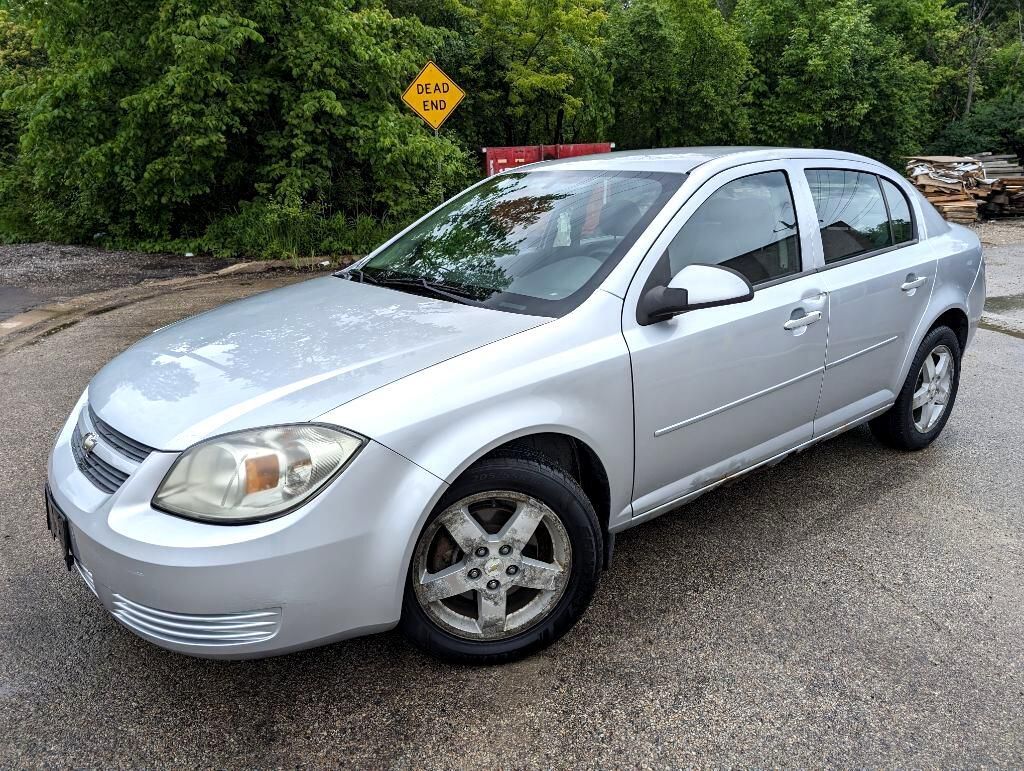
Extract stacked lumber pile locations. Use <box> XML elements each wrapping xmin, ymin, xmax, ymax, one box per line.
<box><xmin>982</xmin><ymin>176</ymin><xmax>1024</xmax><ymax>217</ymax></box>
<box><xmin>974</xmin><ymin>152</ymin><xmax>1024</xmax><ymax>177</ymax></box>
<box><xmin>906</xmin><ymin>155</ymin><xmax>987</xmax><ymax>223</ymax></box>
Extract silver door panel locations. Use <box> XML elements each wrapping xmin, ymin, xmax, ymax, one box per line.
<box><xmin>622</xmin><ymin>160</ymin><xmax>829</xmax><ymax>518</ymax></box>
<box><xmin>811</xmin><ymin>240</ymin><xmax>936</xmax><ymax>435</ymax></box>
<box><xmin>790</xmin><ymin>161</ymin><xmax>939</xmax><ymax>437</ymax></box>
<box><xmin>626</xmin><ymin>280</ymin><xmax>827</xmax><ymax>515</ymax></box>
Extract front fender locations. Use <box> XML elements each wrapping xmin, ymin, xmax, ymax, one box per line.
<box><xmin>319</xmin><ymin>291</ymin><xmax>636</xmax><ymax>530</ymax></box>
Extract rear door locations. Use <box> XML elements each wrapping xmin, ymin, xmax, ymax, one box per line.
<box><xmin>797</xmin><ymin>165</ymin><xmax>936</xmax><ymax>435</ymax></box>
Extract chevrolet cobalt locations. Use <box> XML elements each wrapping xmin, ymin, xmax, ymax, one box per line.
<box><xmin>46</xmin><ymin>148</ymin><xmax>985</xmax><ymax>663</ymax></box>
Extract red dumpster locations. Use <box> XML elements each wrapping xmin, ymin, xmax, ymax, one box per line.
<box><xmin>482</xmin><ymin>143</ymin><xmax>614</xmax><ymax>176</ymax></box>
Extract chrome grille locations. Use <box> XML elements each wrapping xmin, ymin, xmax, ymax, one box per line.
<box><xmin>111</xmin><ymin>594</ymin><xmax>282</xmax><ymax>647</ymax></box>
<box><xmin>70</xmin><ymin>404</ymin><xmax>154</xmax><ymax>495</ymax></box>
<box><xmin>71</xmin><ymin>423</ymin><xmax>129</xmax><ymax>494</ymax></box>
<box><xmin>87</xmin><ymin>405</ymin><xmax>154</xmax><ymax>463</ymax></box>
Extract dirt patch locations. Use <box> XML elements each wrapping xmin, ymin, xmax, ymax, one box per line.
<box><xmin>0</xmin><ymin>243</ymin><xmax>232</xmax><ymax>321</ymax></box>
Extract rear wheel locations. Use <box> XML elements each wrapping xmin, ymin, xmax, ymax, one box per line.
<box><xmin>870</xmin><ymin>326</ymin><xmax>961</xmax><ymax>450</ymax></box>
<box><xmin>400</xmin><ymin>455</ymin><xmax>602</xmax><ymax>664</ymax></box>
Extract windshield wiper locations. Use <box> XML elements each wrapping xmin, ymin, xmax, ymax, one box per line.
<box><xmin>374</xmin><ymin>275</ymin><xmax>487</xmax><ymax>306</ymax></box>
<box><xmin>337</xmin><ymin>267</ymin><xmax>488</xmax><ymax>306</ymax></box>
<box><xmin>336</xmin><ymin>266</ymin><xmax>379</xmax><ymax>285</ymax></box>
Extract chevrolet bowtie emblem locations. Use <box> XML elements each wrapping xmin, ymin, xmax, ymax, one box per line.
<box><xmin>81</xmin><ymin>432</ymin><xmax>98</xmax><ymax>455</ymax></box>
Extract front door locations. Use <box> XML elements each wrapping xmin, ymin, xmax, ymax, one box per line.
<box><xmin>623</xmin><ymin>163</ymin><xmax>828</xmax><ymax>519</ymax></box>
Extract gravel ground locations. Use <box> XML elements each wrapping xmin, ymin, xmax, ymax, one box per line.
<box><xmin>970</xmin><ymin>217</ymin><xmax>1024</xmax><ymax>247</ymax></box>
<box><xmin>0</xmin><ymin>243</ymin><xmax>230</xmax><ymax>321</ymax></box>
<box><xmin>1</xmin><ymin>271</ymin><xmax>1022</xmax><ymax>767</ymax></box>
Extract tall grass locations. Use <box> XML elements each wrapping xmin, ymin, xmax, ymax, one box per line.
<box><xmin>199</xmin><ymin>200</ymin><xmax>402</xmax><ymax>260</ymax></box>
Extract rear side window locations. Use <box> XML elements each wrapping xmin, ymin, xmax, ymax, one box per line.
<box><xmin>879</xmin><ymin>177</ymin><xmax>914</xmax><ymax>244</ymax></box>
<box><xmin>805</xmin><ymin>169</ymin><xmax>892</xmax><ymax>263</ymax></box>
<box><xmin>664</xmin><ymin>171</ymin><xmax>800</xmax><ymax>286</ymax></box>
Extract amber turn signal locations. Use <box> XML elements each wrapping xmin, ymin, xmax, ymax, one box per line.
<box><xmin>244</xmin><ymin>454</ymin><xmax>280</xmax><ymax>494</ymax></box>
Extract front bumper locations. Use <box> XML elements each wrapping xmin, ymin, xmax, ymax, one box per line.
<box><xmin>47</xmin><ymin>401</ymin><xmax>447</xmax><ymax>659</ymax></box>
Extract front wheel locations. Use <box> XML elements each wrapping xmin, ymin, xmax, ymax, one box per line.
<box><xmin>870</xmin><ymin>326</ymin><xmax>962</xmax><ymax>450</ymax></box>
<box><xmin>399</xmin><ymin>455</ymin><xmax>602</xmax><ymax>664</ymax></box>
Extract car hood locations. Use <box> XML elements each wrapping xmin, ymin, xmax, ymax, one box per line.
<box><xmin>87</xmin><ymin>276</ymin><xmax>547</xmax><ymax>450</ymax></box>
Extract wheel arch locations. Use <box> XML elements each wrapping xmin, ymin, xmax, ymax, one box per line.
<box><xmin>417</xmin><ymin>426</ymin><xmax>618</xmax><ymax>569</ymax></box>
<box><xmin>476</xmin><ymin>431</ymin><xmax>612</xmax><ymax>537</ymax></box>
<box><xmin>928</xmin><ymin>306</ymin><xmax>969</xmax><ymax>351</ymax></box>
<box><xmin>897</xmin><ymin>297</ymin><xmax>970</xmax><ymax>390</ymax></box>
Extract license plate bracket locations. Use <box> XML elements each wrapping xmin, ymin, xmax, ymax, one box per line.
<box><xmin>45</xmin><ymin>486</ymin><xmax>75</xmax><ymax>571</ymax></box>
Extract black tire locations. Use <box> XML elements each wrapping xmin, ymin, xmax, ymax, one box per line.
<box><xmin>399</xmin><ymin>454</ymin><xmax>602</xmax><ymax>664</ymax></box>
<box><xmin>869</xmin><ymin>325</ymin><xmax>962</xmax><ymax>450</ymax></box>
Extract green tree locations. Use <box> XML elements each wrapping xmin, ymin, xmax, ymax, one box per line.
<box><xmin>931</xmin><ymin>90</ymin><xmax>1024</xmax><ymax>157</ymax></box>
<box><xmin>396</xmin><ymin>0</ymin><xmax>613</xmax><ymax>148</ymax></box>
<box><xmin>869</xmin><ymin>0</ymin><xmax>965</xmax><ymax>129</ymax></box>
<box><xmin>608</xmin><ymin>0</ymin><xmax>750</xmax><ymax>149</ymax></box>
<box><xmin>962</xmin><ymin>0</ymin><xmax>1024</xmax><ymax>104</ymax></box>
<box><xmin>0</xmin><ymin>8</ymin><xmax>42</xmax><ymax>160</ymax></box>
<box><xmin>3</xmin><ymin>0</ymin><xmax>472</xmax><ymax>243</ymax></box>
<box><xmin>733</xmin><ymin>0</ymin><xmax>934</xmax><ymax>166</ymax></box>
<box><xmin>0</xmin><ymin>7</ymin><xmax>45</xmax><ymax>238</ymax></box>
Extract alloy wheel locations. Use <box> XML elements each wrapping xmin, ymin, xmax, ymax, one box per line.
<box><xmin>411</xmin><ymin>490</ymin><xmax>572</xmax><ymax>641</ymax></box>
<box><xmin>912</xmin><ymin>344</ymin><xmax>954</xmax><ymax>433</ymax></box>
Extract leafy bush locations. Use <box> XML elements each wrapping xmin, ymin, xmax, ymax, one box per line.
<box><xmin>2</xmin><ymin>0</ymin><xmax>1024</xmax><ymax>256</ymax></box>
<box><xmin>930</xmin><ymin>92</ymin><xmax>1024</xmax><ymax>160</ymax></box>
<box><xmin>734</xmin><ymin>0</ymin><xmax>934</xmax><ymax>167</ymax></box>
<box><xmin>0</xmin><ymin>8</ymin><xmax>45</xmax><ymax>241</ymax></box>
<box><xmin>399</xmin><ymin>0</ymin><xmax>613</xmax><ymax>149</ymax></box>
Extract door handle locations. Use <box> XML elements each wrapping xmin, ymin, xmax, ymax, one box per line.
<box><xmin>783</xmin><ymin>310</ymin><xmax>822</xmax><ymax>330</ymax></box>
<box><xmin>901</xmin><ymin>276</ymin><xmax>927</xmax><ymax>292</ymax></box>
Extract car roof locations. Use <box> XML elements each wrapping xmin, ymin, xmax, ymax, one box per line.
<box><xmin>521</xmin><ymin>146</ymin><xmax>887</xmax><ymax>175</ymax></box>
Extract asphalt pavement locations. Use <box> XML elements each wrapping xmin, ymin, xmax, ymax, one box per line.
<box><xmin>1</xmin><ymin>269</ymin><xmax>1023</xmax><ymax>767</ymax></box>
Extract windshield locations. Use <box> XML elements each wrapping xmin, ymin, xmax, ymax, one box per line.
<box><xmin>358</xmin><ymin>169</ymin><xmax>683</xmax><ymax>316</ymax></box>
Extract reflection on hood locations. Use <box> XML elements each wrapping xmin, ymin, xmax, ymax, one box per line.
<box><xmin>88</xmin><ymin>277</ymin><xmax>547</xmax><ymax>449</ymax></box>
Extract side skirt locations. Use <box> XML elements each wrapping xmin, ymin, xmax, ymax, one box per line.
<box><xmin>612</xmin><ymin>403</ymin><xmax>893</xmax><ymax>534</ymax></box>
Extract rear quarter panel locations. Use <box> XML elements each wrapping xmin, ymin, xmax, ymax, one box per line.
<box><xmin>896</xmin><ymin>224</ymin><xmax>984</xmax><ymax>387</ymax></box>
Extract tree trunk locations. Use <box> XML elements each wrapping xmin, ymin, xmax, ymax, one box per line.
<box><xmin>963</xmin><ymin>0</ymin><xmax>991</xmax><ymax>117</ymax></box>
<box><xmin>552</xmin><ymin>107</ymin><xmax>564</xmax><ymax>146</ymax></box>
<box><xmin>964</xmin><ymin>43</ymin><xmax>980</xmax><ymax>116</ymax></box>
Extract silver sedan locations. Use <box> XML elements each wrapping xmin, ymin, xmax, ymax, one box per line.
<box><xmin>46</xmin><ymin>147</ymin><xmax>985</xmax><ymax>663</ymax></box>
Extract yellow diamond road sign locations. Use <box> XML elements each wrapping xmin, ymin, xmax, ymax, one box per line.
<box><xmin>402</xmin><ymin>61</ymin><xmax>465</xmax><ymax>131</ymax></box>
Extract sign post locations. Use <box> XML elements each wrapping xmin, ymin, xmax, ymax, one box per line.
<box><xmin>402</xmin><ymin>61</ymin><xmax>465</xmax><ymax>201</ymax></box>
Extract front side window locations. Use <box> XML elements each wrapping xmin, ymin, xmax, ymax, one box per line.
<box><xmin>361</xmin><ymin>170</ymin><xmax>682</xmax><ymax>317</ymax></box>
<box><xmin>662</xmin><ymin>171</ymin><xmax>800</xmax><ymax>286</ymax></box>
<box><xmin>805</xmin><ymin>169</ymin><xmax>893</xmax><ymax>263</ymax></box>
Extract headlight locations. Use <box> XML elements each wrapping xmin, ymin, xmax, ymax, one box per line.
<box><xmin>153</xmin><ymin>424</ymin><xmax>365</xmax><ymax>524</ymax></box>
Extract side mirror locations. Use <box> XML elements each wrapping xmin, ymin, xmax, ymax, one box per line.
<box><xmin>637</xmin><ymin>264</ymin><xmax>754</xmax><ymax>326</ymax></box>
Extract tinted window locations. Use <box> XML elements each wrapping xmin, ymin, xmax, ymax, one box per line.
<box><xmin>362</xmin><ymin>170</ymin><xmax>681</xmax><ymax>317</ymax></box>
<box><xmin>664</xmin><ymin>171</ymin><xmax>800</xmax><ymax>286</ymax></box>
<box><xmin>879</xmin><ymin>177</ymin><xmax>914</xmax><ymax>244</ymax></box>
<box><xmin>805</xmin><ymin>169</ymin><xmax>892</xmax><ymax>263</ymax></box>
